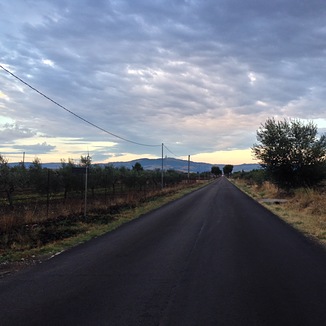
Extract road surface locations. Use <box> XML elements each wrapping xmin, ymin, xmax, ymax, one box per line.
<box><xmin>1</xmin><ymin>177</ymin><xmax>326</xmax><ymax>325</ymax></box>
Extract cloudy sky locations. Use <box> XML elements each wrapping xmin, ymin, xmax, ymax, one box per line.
<box><xmin>1</xmin><ymin>0</ymin><xmax>326</xmax><ymax>165</ymax></box>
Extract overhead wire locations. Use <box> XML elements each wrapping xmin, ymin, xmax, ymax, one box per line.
<box><xmin>163</xmin><ymin>144</ymin><xmax>179</xmax><ymax>157</ymax></box>
<box><xmin>0</xmin><ymin>64</ymin><xmax>161</xmax><ymax>148</ymax></box>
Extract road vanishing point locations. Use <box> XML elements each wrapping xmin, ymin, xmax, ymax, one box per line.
<box><xmin>1</xmin><ymin>177</ymin><xmax>326</xmax><ymax>325</ymax></box>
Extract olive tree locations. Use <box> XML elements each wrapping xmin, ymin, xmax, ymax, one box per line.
<box><xmin>132</xmin><ymin>162</ymin><xmax>144</xmax><ymax>172</ymax></box>
<box><xmin>29</xmin><ymin>157</ymin><xmax>48</xmax><ymax>193</ymax></box>
<box><xmin>80</xmin><ymin>154</ymin><xmax>92</xmax><ymax>167</ymax></box>
<box><xmin>59</xmin><ymin>158</ymin><xmax>79</xmax><ymax>198</ymax></box>
<box><xmin>0</xmin><ymin>155</ymin><xmax>15</xmax><ymax>207</ymax></box>
<box><xmin>252</xmin><ymin>118</ymin><xmax>326</xmax><ymax>188</ymax></box>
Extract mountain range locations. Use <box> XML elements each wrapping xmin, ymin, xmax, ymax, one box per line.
<box><xmin>109</xmin><ymin>158</ymin><xmax>259</xmax><ymax>173</ymax></box>
<box><xmin>11</xmin><ymin>158</ymin><xmax>260</xmax><ymax>173</ymax></box>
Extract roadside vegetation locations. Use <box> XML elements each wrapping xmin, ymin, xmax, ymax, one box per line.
<box><xmin>252</xmin><ymin>118</ymin><xmax>326</xmax><ymax>189</ymax></box>
<box><xmin>233</xmin><ymin>176</ymin><xmax>326</xmax><ymax>246</ymax></box>
<box><xmin>234</xmin><ymin>118</ymin><xmax>326</xmax><ymax>246</ymax></box>
<box><xmin>0</xmin><ymin>155</ymin><xmax>212</xmax><ymax>265</ymax></box>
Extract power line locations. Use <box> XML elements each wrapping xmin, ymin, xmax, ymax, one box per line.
<box><xmin>163</xmin><ymin>144</ymin><xmax>179</xmax><ymax>157</ymax></box>
<box><xmin>0</xmin><ymin>64</ymin><xmax>161</xmax><ymax>148</ymax></box>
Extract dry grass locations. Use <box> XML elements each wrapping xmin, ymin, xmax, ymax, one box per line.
<box><xmin>234</xmin><ymin>179</ymin><xmax>280</xmax><ymax>201</ymax></box>
<box><xmin>0</xmin><ymin>181</ymin><xmax>210</xmax><ymax>264</ymax></box>
<box><xmin>281</xmin><ymin>188</ymin><xmax>326</xmax><ymax>244</ymax></box>
<box><xmin>0</xmin><ymin>187</ymin><xmax>178</xmax><ymax>231</ymax></box>
<box><xmin>233</xmin><ymin>179</ymin><xmax>326</xmax><ymax>246</ymax></box>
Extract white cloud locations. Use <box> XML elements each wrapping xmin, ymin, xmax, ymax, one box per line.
<box><xmin>0</xmin><ymin>0</ymin><xmax>326</xmax><ymax>163</ymax></box>
<box><xmin>248</xmin><ymin>72</ymin><xmax>256</xmax><ymax>85</ymax></box>
<box><xmin>42</xmin><ymin>59</ymin><xmax>55</xmax><ymax>67</ymax></box>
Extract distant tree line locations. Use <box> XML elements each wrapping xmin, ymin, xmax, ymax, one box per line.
<box><xmin>0</xmin><ymin>155</ymin><xmax>211</xmax><ymax>208</ymax></box>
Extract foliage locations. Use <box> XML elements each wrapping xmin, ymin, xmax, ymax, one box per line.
<box><xmin>29</xmin><ymin>157</ymin><xmax>48</xmax><ymax>193</ymax></box>
<box><xmin>223</xmin><ymin>164</ymin><xmax>233</xmax><ymax>176</ymax></box>
<box><xmin>80</xmin><ymin>154</ymin><xmax>92</xmax><ymax>167</ymax></box>
<box><xmin>252</xmin><ymin>118</ymin><xmax>326</xmax><ymax>189</ymax></box>
<box><xmin>0</xmin><ymin>155</ymin><xmax>198</xmax><ymax>208</ymax></box>
<box><xmin>132</xmin><ymin>162</ymin><xmax>144</xmax><ymax>172</ymax></box>
<box><xmin>233</xmin><ymin>178</ymin><xmax>326</xmax><ymax>246</ymax></box>
<box><xmin>233</xmin><ymin>169</ymin><xmax>267</xmax><ymax>186</ymax></box>
<box><xmin>59</xmin><ymin>158</ymin><xmax>81</xmax><ymax>198</ymax></box>
<box><xmin>0</xmin><ymin>155</ymin><xmax>15</xmax><ymax>208</ymax></box>
<box><xmin>211</xmin><ymin>165</ymin><xmax>222</xmax><ymax>176</ymax></box>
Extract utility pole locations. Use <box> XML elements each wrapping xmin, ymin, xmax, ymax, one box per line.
<box><xmin>161</xmin><ymin>143</ymin><xmax>164</xmax><ymax>188</ymax></box>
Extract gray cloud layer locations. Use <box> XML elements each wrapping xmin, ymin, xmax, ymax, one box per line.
<box><xmin>1</xmin><ymin>0</ymin><xmax>326</xmax><ymax>161</ymax></box>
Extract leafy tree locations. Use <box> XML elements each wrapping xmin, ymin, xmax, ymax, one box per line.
<box><xmin>80</xmin><ymin>154</ymin><xmax>92</xmax><ymax>167</ymax></box>
<box><xmin>10</xmin><ymin>162</ymin><xmax>28</xmax><ymax>190</ymax></box>
<box><xmin>164</xmin><ymin>169</ymin><xmax>184</xmax><ymax>185</ymax></box>
<box><xmin>87</xmin><ymin>165</ymin><xmax>103</xmax><ymax>197</ymax></box>
<box><xmin>199</xmin><ymin>171</ymin><xmax>211</xmax><ymax>180</ymax></box>
<box><xmin>223</xmin><ymin>164</ymin><xmax>234</xmax><ymax>177</ymax></box>
<box><xmin>0</xmin><ymin>155</ymin><xmax>15</xmax><ymax>208</ymax></box>
<box><xmin>234</xmin><ymin>169</ymin><xmax>267</xmax><ymax>186</ymax></box>
<box><xmin>252</xmin><ymin>118</ymin><xmax>326</xmax><ymax>188</ymax></box>
<box><xmin>211</xmin><ymin>165</ymin><xmax>222</xmax><ymax>177</ymax></box>
<box><xmin>125</xmin><ymin>170</ymin><xmax>147</xmax><ymax>190</ymax></box>
<box><xmin>150</xmin><ymin>169</ymin><xmax>163</xmax><ymax>187</ymax></box>
<box><xmin>132</xmin><ymin>162</ymin><xmax>144</xmax><ymax>172</ymax></box>
<box><xmin>104</xmin><ymin>164</ymin><xmax>119</xmax><ymax>194</ymax></box>
<box><xmin>29</xmin><ymin>157</ymin><xmax>48</xmax><ymax>193</ymax></box>
<box><xmin>59</xmin><ymin>158</ymin><xmax>79</xmax><ymax>198</ymax></box>
<box><xmin>118</xmin><ymin>166</ymin><xmax>129</xmax><ymax>191</ymax></box>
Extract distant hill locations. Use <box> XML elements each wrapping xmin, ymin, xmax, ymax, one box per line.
<box><xmin>106</xmin><ymin>158</ymin><xmax>260</xmax><ymax>173</ymax></box>
<box><xmin>9</xmin><ymin>158</ymin><xmax>260</xmax><ymax>173</ymax></box>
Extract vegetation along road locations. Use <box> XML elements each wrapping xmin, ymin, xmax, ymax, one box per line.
<box><xmin>1</xmin><ymin>177</ymin><xmax>326</xmax><ymax>325</ymax></box>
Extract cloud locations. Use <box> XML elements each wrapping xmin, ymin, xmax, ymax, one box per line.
<box><xmin>0</xmin><ymin>123</ymin><xmax>36</xmax><ymax>143</ymax></box>
<box><xmin>1</xmin><ymin>0</ymin><xmax>326</xmax><ymax>163</ymax></box>
<box><xmin>12</xmin><ymin>142</ymin><xmax>56</xmax><ymax>155</ymax></box>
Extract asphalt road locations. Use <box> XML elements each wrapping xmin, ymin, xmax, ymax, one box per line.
<box><xmin>1</xmin><ymin>177</ymin><xmax>326</xmax><ymax>325</ymax></box>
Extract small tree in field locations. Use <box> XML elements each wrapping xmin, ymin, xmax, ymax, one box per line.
<box><xmin>29</xmin><ymin>157</ymin><xmax>47</xmax><ymax>193</ymax></box>
<box><xmin>252</xmin><ymin>118</ymin><xmax>326</xmax><ymax>189</ymax></box>
<box><xmin>80</xmin><ymin>154</ymin><xmax>92</xmax><ymax>167</ymax></box>
<box><xmin>132</xmin><ymin>162</ymin><xmax>144</xmax><ymax>172</ymax></box>
<box><xmin>0</xmin><ymin>155</ymin><xmax>14</xmax><ymax>207</ymax></box>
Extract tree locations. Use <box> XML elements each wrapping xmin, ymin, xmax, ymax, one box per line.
<box><xmin>59</xmin><ymin>158</ymin><xmax>78</xmax><ymax>199</ymax></box>
<box><xmin>211</xmin><ymin>165</ymin><xmax>222</xmax><ymax>177</ymax></box>
<box><xmin>29</xmin><ymin>157</ymin><xmax>48</xmax><ymax>193</ymax></box>
<box><xmin>12</xmin><ymin>162</ymin><xmax>28</xmax><ymax>189</ymax></box>
<box><xmin>0</xmin><ymin>154</ymin><xmax>14</xmax><ymax>208</ymax></box>
<box><xmin>223</xmin><ymin>164</ymin><xmax>233</xmax><ymax>177</ymax></box>
<box><xmin>252</xmin><ymin>118</ymin><xmax>326</xmax><ymax>188</ymax></box>
<box><xmin>132</xmin><ymin>162</ymin><xmax>143</xmax><ymax>172</ymax></box>
<box><xmin>104</xmin><ymin>164</ymin><xmax>119</xmax><ymax>194</ymax></box>
<box><xmin>80</xmin><ymin>154</ymin><xmax>92</xmax><ymax>167</ymax></box>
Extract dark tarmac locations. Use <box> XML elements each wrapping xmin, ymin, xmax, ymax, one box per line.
<box><xmin>1</xmin><ymin>177</ymin><xmax>326</xmax><ymax>325</ymax></box>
